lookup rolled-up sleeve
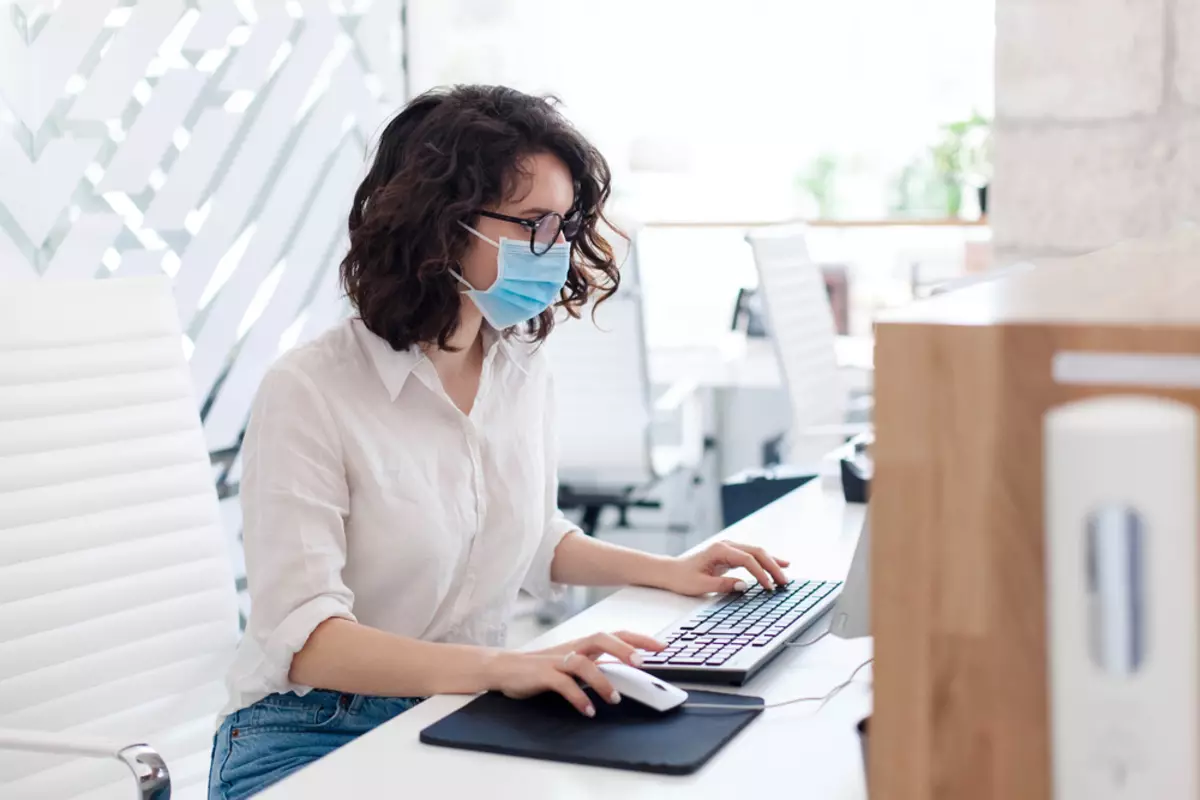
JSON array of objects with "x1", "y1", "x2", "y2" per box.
[
  {"x1": 231, "y1": 365, "x2": 357, "y2": 698},
  {"x1": 521, "y1": 368, "x2": 581, "y2": 600}
]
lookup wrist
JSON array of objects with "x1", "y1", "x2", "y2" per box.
[
  {"x1": 476, "y1": 647, "x2": 512, "y2": 691},
  {"x1": 630, "y1": 552, "x2": 682, "y2": 591}
]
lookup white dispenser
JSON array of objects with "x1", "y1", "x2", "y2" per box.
[{"x1": 1045, "y1": 396, "x2": 1199, "y2": 799}]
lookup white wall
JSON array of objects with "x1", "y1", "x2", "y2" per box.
[
  {"x1": 408, "y1": 0, "x2": 995, "y2": 221},
  {"x1": 993, "y1": 0, "x2": 1200, "y2": 262}
]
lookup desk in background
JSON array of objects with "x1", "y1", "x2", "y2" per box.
[
  {"x1": 258, "y1": 482, "x2": 871, "y2": 800},
  {"x1": 648, "y1": 333, "x2": 872, "y2": 390},
  {"x1": 649, "y1": 333, "x2": 872, "y2": 480}
]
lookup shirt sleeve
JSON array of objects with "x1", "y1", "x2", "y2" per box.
[
  {"x1": 231, "y1": 364, "x2": 357, "y2": 697},
  {"x1": 520, "y1": 367, "x2": 581, "y2": 600}
]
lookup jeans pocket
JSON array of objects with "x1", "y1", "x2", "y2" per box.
[
  {"x1": 218, "y1": 705, "x2": 350, "y2": 794},
  {"x1": 242, "y1": 691, "x2": 347, "y2": 734}
]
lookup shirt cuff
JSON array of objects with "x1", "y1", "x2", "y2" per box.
[
  {"x1": 521, "y1": 512, "x2": 579, "y2": 601},
  {"x1": 253, "y1": 594, "x2": 356, "y2": 697}
]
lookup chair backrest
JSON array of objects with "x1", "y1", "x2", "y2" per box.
[
  {"x1": 544, "y1": 232, "x2": 655, "y2": 491},
  {"x1": 745, "y1": 226, "x2": 847, "y2": 463},
  {"x1": 0, "y1": 278, "x2": 239, "y2": 798}
]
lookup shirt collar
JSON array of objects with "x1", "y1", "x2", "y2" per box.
[
  {"x1": 484, "y1": 325, "x2": 531, "y2": 378},
  {"x1": 354, "y1": 319, "x2": 529, "y2": 401}
]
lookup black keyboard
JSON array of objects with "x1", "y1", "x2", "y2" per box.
[{"x1": 641, "y1": 580, "x2": 842, "y2": 670}]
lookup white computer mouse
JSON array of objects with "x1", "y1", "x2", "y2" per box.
[{"x1": 597, "y1": 662, "x2": 689, "y2": 712}]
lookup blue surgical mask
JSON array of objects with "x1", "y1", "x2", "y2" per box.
[{"x1": 453, "y1": 223, "x2": 570, "y2": 329}]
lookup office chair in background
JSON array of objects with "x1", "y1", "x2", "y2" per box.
[
  {"x1": 745, "y1": 226, "x2": 872, "y2": 468},
  {"x1": 0, "y1": 278, "x2": 240, "y2": 799},
  {"x1": 545, "y1": 230, "x2": 709, "y2": 538}
]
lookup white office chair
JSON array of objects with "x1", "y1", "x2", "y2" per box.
[
  {"x1": 745, "y1": 226, "x2": 871, "y2": 467},
  {"x1": 0, "y1": 277, "x2": 240, "y2": 799},
  {"x1": 544, "y1": 230, "x2": 706, "y2": 536}
]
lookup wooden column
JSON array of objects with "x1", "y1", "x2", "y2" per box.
[{"x1": 870, "y1": 230, "x2": 1200, "y2": 799}]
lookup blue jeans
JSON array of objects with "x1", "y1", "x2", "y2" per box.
[{"x1": 208, "y1": 691, "x2": 423, "y2": 799}]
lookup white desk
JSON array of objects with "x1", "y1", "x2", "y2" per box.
[{"x1": 259, "y1": 484, "x2": 872, "y2": 800}]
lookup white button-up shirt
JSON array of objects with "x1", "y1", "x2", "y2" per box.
[{"x1": 222, "y1": 318, "x2": 578, "y2": 715}]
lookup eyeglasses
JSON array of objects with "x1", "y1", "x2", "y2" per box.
[{"x1": 473, "y1": 209, "x2": 583, "y2": 256}]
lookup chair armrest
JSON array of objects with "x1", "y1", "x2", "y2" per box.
[
  {"x1": 0, "y1": 729, "x2": 170, "y2": 800},
  {"x1": 652, "y1": 379, "x2": 707, "y2": 473},
  {"x1": 653, "y1": 378, "x2": 700, "y2": 414}
]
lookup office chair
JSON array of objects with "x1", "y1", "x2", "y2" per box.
[
  {"x1": 544, "y1": 230, "x2": 707, "y2": 537},
  {"x1": 745, "y1": 226, "x2": 871, "y2": 467},
  {"x1": 0, "y1": 278, "x2": 240, "y2": 799}
]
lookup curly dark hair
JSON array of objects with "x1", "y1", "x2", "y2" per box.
[{"x1": 340, "y1": 85, "x2": 622, "y2": 352}]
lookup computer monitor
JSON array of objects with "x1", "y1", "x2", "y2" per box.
[{"x1": 828, "y1": 520, "x2": 870, "y2": 639}]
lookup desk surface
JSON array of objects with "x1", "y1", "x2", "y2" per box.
[{"x1": 259, "y1": 484, "x2": 871, "y2": 800}]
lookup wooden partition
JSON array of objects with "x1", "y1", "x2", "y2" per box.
[{"x1": 869, "y1": 229, "x2": 1200, "y2": 799}]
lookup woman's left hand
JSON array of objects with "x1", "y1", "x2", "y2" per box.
[{"x1": 660, "y1": 541, "x2": 791, "y2": 597}]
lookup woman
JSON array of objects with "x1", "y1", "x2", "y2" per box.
[{"x1": 208, "y1": 85, "x2": 788, "y2": 799}]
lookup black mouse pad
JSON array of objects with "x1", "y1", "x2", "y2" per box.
[{"x1": 419, "y1": 688, "x2": 764, "y2": 775}]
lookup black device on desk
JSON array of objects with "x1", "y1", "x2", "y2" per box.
[
  {"x1": 721, "y1": 465, "x2": 816, "y2": 528},
  {"x1": 730, "y1": 287, "x2": 769, "y2": 337}
]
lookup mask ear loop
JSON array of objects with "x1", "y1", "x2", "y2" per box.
[
  {"x1": 458, "y1": 220, "x2": 499, "y2": 248},
  {"x1": 453, "y1": 220, "x2": 504, "y2": 292}
]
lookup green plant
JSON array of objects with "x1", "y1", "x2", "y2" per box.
[
  {"x1": 795, "y1": 152, "x2": 841, "y2": 218},
  {"x1": 928, "y1": 111, "x2": 991, "y2": 217},
  {"x1": 888, "y1": 156, "x2": 942, "y2": 217}
]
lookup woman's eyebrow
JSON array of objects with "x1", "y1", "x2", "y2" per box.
[{"x1": 515, "y1": 206, "x2": 554, "y2": 217}]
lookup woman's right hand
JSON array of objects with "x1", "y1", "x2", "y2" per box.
[{"x1": 484, "y1": 631, "x2": 666, "y2": 717}]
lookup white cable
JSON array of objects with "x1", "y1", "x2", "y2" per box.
[
  {"x1": 785, "y1": 627, "x2": 830, "y2": 648},
  {"x1": 681, "y1": 657, "x2": 874, "y2": 712}
]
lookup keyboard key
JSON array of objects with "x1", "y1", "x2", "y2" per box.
[{"x1": 652, "y1": 579, "x2": 847, "y2": 668}]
